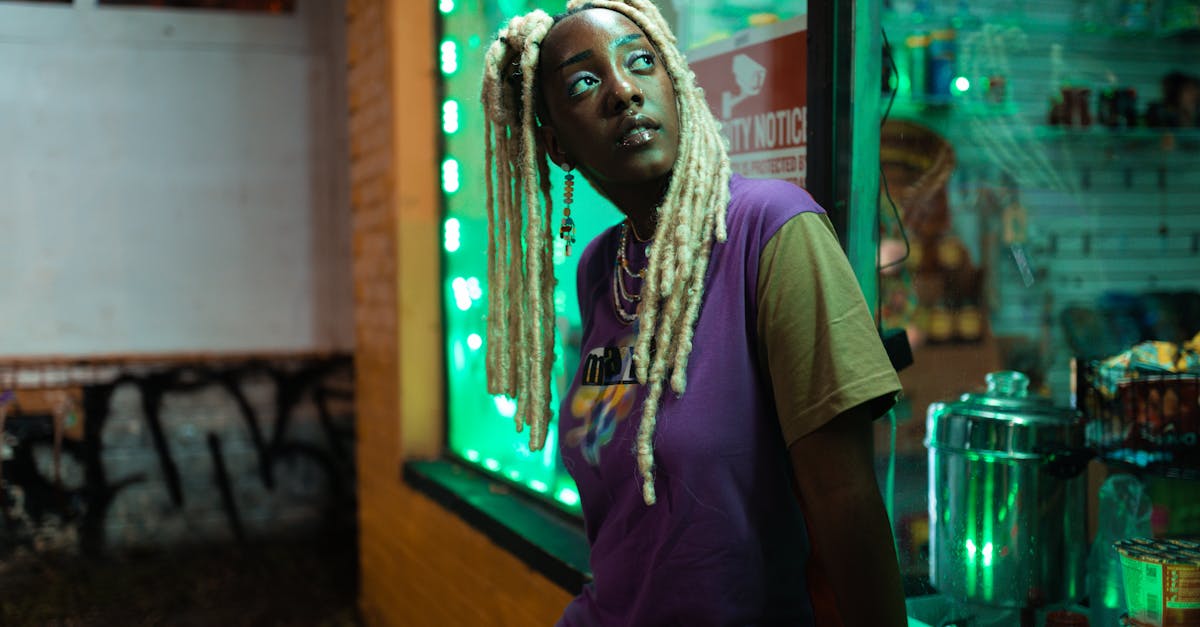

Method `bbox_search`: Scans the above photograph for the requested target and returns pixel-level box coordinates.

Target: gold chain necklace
[611,222,648,325]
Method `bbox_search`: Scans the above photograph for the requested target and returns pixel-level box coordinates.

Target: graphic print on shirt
[565,333,640,466]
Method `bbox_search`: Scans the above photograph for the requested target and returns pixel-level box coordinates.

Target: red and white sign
[688,17,808,188]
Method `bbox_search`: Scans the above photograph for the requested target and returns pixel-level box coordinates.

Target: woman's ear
[540,125,570,167]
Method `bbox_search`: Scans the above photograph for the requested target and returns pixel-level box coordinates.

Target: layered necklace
[611,222,649,325]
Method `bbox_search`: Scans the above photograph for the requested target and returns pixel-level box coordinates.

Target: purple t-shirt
[557,175,827,626]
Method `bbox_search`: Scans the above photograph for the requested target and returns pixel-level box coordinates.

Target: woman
[481,1,907,625]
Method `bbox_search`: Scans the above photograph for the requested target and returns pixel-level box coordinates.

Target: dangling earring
[559,164,577,256]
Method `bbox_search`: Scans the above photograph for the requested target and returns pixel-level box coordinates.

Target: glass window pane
[442,0,812,514]
[876,0,1200,593]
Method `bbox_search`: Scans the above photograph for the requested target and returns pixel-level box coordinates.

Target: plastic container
[1089,475,1153,627]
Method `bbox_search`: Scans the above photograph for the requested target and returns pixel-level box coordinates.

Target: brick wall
[344,1,572,625]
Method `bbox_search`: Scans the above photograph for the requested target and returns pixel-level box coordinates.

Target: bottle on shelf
[906,32,930,105]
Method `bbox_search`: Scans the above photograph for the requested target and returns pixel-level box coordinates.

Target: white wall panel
[0,0,352,356]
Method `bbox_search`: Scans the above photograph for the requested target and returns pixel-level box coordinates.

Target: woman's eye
[567,75,599,97]
[628,52,655,71]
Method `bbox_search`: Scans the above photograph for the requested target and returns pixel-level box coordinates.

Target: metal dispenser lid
[926,371,1083,459]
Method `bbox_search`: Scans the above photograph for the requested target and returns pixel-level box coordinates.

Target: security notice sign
[688,17,808,187]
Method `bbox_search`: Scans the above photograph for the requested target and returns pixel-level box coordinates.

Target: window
[877,0,1200,587]
[439,0,808,514]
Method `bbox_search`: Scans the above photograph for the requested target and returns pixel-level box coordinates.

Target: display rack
[1076,359,1200,478]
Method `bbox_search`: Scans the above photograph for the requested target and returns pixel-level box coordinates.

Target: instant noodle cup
[1116,538,1200,627]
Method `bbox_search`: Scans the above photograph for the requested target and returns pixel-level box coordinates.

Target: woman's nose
[607,76,644,113]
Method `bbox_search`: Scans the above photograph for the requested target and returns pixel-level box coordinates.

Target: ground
[0,534,361,627]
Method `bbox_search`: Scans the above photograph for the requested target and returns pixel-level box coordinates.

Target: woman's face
[537,9,680,188]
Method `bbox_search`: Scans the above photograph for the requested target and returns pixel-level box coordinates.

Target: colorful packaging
[1089,336,1200,455]
[1116,538,1200,627]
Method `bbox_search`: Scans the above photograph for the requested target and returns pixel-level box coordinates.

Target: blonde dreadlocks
[481,0,731,505]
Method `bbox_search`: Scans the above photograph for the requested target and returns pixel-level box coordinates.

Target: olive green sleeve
[756,212,902,446]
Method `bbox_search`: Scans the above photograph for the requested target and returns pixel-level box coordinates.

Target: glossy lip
[615,114,661,147]
[619,129,655,148]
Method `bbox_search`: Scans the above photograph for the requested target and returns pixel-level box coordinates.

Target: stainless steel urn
[926,371,1089,609]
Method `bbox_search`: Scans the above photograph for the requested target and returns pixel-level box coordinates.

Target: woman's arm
[788,401,907,627]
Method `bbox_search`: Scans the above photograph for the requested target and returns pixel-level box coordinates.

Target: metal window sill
[401,458,591,593]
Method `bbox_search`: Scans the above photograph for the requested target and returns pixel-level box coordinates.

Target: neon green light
[966,465,978,594]
[441,158,460,193]
[440,40,458,75]
[442,100,460,134]
[465,449,480,462]
[953,76,970,92]
[438,0,454,14]
[444,217,461,252]
[484,458,501,472]
[529,479,549,493]
[451,277,473,311]
[466,333,482,351]
[556,488,580,506]
[452,341,465,371]
[983,461,995,598]
[493,395,517,418]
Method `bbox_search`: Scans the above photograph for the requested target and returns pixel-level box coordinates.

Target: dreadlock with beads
[481,0,731,506]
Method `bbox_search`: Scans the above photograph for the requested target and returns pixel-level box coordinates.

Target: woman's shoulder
[726,174,825,242]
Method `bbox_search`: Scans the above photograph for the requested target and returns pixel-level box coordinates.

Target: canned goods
[1100,87,1139,128]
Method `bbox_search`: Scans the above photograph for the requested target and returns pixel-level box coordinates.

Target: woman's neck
[602,175,668,241]
[625,211,656,242]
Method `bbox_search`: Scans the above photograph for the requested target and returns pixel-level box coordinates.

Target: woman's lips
[618,128,656,148]
[616,114,660,148]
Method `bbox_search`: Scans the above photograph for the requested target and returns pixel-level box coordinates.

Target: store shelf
[884,10,1200,41]
[886,97,1020,121]
[1034,126,1200,153]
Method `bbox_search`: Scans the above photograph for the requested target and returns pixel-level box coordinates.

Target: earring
[559,164,577,256]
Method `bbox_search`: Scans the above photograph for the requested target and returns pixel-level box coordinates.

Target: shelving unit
[877,0,1200,411]
[1035,126,1200,153]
